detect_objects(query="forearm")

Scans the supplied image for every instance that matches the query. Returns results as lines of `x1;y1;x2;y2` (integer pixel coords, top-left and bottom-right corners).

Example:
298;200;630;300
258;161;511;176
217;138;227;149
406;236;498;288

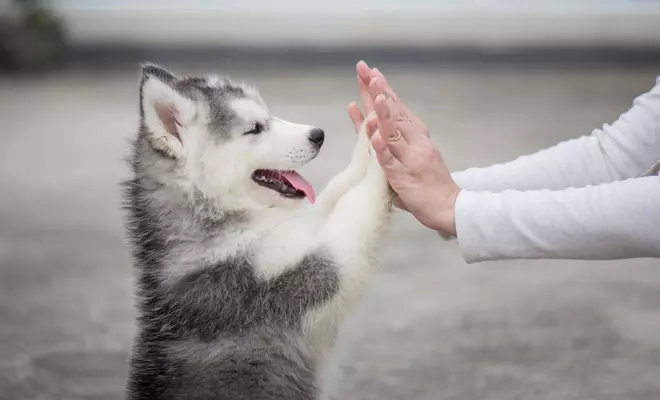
451;135;618;192
452;77;660;193
454;176;660;263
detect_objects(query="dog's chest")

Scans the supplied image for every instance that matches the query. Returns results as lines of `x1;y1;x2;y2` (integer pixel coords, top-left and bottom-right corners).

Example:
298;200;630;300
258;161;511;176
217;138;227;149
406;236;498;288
251;217;322;279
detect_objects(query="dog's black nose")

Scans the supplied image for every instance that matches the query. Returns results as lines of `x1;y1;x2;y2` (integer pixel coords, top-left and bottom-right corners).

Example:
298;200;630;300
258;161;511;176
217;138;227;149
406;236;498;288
308;128;325;147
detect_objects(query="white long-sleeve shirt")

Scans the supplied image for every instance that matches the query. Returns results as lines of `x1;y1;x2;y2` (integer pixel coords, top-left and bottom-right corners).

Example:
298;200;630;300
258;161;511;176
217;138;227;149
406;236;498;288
451;77;660;264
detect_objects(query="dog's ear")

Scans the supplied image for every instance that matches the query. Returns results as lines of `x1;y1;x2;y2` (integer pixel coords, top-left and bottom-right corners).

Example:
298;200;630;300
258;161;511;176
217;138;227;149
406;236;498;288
139;63;194;148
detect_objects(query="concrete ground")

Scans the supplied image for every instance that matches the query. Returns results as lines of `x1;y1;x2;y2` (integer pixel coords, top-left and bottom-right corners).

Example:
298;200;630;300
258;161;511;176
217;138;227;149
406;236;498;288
0;62;659;400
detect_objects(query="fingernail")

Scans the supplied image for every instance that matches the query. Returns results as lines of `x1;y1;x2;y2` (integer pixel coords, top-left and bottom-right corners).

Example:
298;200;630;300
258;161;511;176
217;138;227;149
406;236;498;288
357;60;370;74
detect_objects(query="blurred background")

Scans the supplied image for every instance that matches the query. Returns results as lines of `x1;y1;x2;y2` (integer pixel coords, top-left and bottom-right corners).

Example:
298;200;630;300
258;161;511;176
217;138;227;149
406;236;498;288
1;1;660;399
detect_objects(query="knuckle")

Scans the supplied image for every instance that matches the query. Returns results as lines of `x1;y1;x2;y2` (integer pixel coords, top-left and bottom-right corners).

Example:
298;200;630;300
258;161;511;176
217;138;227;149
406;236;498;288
411;147;437;169
419;144;435;159
393;114;406;123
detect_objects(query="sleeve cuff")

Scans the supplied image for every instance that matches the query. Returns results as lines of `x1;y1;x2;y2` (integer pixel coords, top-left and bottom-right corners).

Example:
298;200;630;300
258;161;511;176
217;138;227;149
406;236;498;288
454;190;503;264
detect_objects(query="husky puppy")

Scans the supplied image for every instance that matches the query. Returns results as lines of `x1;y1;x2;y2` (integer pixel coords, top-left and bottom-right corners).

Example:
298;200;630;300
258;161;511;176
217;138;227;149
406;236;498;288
123;63;393;400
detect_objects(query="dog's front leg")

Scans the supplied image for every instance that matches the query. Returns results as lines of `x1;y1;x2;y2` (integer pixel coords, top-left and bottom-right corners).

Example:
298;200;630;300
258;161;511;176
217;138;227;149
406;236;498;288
310;129;394;398
318;128;394;312
313;114;374;216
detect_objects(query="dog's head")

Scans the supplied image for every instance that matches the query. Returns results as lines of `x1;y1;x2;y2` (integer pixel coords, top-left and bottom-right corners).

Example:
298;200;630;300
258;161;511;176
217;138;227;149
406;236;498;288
138;64;323;210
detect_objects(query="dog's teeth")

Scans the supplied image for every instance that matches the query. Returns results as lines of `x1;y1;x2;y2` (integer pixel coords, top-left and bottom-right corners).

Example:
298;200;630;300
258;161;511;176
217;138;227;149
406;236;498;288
254;171;299;197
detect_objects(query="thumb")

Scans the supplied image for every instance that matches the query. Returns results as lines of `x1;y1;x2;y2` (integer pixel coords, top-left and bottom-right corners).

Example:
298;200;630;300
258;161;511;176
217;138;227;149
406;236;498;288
347;102;365;133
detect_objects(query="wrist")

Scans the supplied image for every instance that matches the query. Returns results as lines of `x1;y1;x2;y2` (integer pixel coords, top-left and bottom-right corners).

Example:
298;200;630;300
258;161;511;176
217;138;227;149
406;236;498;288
431;186;460;237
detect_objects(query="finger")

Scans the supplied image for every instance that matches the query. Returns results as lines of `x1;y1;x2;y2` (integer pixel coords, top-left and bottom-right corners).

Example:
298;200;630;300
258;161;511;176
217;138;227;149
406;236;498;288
357;73;374;115
356;60;372;85
368;77;388;103
370;68;410;113
370;86;419;146
371;132;395;167
372;133;408;212
366;116;378;139
370;68;400;102
393;117;431;146
369;78;428;144
372;133;406;210
364;67;407;117
372;133;406;177
347;102;365;133
368;76;406;117
369;75;409;117
369;72;428;140
356;61;375;114
374;94;409;162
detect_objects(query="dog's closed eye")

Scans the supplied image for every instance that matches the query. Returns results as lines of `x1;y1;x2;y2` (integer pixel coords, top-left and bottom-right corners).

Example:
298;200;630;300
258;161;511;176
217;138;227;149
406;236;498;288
244;122;265;135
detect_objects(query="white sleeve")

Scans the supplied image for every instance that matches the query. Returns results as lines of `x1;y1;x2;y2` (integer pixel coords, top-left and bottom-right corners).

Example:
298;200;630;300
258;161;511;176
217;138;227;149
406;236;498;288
454;176;660;263
452;77;660;192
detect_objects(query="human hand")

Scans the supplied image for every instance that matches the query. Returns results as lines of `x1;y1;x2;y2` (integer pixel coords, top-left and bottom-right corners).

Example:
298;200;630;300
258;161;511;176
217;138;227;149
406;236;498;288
347;62;378;135
354;61;461;236
348;61;429;139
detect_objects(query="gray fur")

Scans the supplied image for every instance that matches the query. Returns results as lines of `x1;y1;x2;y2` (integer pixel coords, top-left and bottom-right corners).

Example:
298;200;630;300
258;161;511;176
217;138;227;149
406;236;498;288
123;64;340;400
140;62;260;143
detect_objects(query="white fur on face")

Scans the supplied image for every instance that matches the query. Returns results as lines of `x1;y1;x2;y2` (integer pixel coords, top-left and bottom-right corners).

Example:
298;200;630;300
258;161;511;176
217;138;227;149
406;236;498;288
229;99;320;171
256;117;321;168
142;78;323;210
208;98;322;209
190;97;322;210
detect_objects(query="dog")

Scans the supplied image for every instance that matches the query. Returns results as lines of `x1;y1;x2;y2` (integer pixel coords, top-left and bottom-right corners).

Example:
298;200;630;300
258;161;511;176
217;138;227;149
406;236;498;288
123;63;393;400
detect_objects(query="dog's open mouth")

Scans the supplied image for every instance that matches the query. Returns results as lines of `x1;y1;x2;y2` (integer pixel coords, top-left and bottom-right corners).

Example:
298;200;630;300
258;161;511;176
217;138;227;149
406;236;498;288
252;169;316;203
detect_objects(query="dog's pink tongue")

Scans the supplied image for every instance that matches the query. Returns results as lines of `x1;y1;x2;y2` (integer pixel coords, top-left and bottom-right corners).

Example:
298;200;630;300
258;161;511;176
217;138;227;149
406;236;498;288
280;171;316;204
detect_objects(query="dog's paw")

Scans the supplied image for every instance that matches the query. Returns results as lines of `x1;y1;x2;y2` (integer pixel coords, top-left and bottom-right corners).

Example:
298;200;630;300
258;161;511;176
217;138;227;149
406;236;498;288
365;139;390;190
350;117;373;167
